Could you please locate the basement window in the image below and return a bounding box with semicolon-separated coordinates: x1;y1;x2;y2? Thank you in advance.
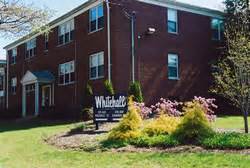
89;4;104;33
89;52;104;80
59;61;75;85
58;20;74;45
26;38;36;59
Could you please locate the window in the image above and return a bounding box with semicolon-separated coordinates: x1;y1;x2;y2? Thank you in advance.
26;38;36;59
89;4;104;32
211;18;224;40
10;48;17;64
59;61;75;85
26;84;35;93
168;54;179;80
168;9;178;33
90;52;104;80
58;20;74;45
45;34;49;51
11;77;17;94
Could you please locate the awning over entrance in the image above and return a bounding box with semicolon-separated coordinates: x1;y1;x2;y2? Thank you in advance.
21;70;55;85
21;71;55;118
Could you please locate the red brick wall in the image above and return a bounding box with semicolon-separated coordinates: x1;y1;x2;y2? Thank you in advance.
7;0;228;118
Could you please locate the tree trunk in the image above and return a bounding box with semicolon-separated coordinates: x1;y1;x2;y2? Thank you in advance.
243;111;249;133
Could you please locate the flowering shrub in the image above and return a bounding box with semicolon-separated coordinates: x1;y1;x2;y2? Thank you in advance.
193;96;217;122
151;98;183;117
134;102;152;119
143;115;181;136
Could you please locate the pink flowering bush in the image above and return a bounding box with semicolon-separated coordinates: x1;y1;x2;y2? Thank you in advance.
134;102;152;119
133;97;217;122
193;96;217;122
151;98;183;117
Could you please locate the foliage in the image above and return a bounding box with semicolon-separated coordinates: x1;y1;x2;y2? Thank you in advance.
108;97;142;141
0;0;53;37
193;96;217;122
143;115;181;136
128;81;144;103
173;102;214;144
104;80;115;95
151;98;182;117
212;0;250;133
84;82;93;108
81;108;93;121
201;132;250;149
130;135;180;148
134;102;152;119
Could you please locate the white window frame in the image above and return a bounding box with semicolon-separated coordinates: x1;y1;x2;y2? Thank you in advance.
58;61;75;85
11;48;17;64
11;77;17;95
89;4;104;33
58;19;74;45
26;38;36;59
89;52;104;80
168;9;178;34
211;18;223;41
168;54;179;80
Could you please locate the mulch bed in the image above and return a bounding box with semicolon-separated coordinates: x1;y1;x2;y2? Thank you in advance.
45;123;250;154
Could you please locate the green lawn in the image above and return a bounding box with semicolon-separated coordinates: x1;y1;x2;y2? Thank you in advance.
212;116;249;129
0;117;249;168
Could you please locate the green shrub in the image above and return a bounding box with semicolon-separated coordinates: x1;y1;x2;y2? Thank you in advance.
128;81;144;103
131;135;180;148
201;132;250;149
173;102;214;144
143;115;181;136
81;108;93;121
104;80;115;95
84;82;93;108
108;97;142;141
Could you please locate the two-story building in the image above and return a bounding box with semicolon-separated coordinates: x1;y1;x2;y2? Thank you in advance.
4;0;224;118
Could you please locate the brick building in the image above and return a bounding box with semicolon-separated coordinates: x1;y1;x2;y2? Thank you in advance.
4;0;224;118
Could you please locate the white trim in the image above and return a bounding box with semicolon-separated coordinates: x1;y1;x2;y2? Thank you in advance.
4;0;104;51
137;0;224;19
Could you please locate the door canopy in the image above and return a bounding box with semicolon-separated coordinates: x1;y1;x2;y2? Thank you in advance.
21;70;55;85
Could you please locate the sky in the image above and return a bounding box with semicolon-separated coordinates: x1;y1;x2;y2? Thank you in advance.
0;0;224;59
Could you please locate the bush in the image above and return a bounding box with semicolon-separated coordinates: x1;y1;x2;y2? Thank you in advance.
134;102;152;119
81;108;93;121
131;135;180;148
108;97;142;141
128;81;144;103
143;115;181;136
201;132;250;149
173;102;214;144
104;80;115;95
150;98;182;117
84;82;93;108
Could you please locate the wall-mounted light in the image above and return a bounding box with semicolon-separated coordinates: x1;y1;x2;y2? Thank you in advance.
147;27;156;35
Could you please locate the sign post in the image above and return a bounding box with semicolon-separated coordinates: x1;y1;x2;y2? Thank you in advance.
93;94;128;130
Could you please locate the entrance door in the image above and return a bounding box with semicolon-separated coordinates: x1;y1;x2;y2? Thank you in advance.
42;85;51;107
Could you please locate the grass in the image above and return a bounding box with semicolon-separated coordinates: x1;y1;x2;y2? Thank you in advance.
0;117;250;168
212;116;249;129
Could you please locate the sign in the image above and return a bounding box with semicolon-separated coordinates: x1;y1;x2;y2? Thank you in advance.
93;94;128;123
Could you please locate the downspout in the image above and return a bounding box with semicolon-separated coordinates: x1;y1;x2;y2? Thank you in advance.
106;0;111;82
131;12;136;83
6;50;9;109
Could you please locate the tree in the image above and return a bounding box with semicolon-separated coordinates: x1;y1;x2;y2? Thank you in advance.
0;0;52;37
212;0;250;133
